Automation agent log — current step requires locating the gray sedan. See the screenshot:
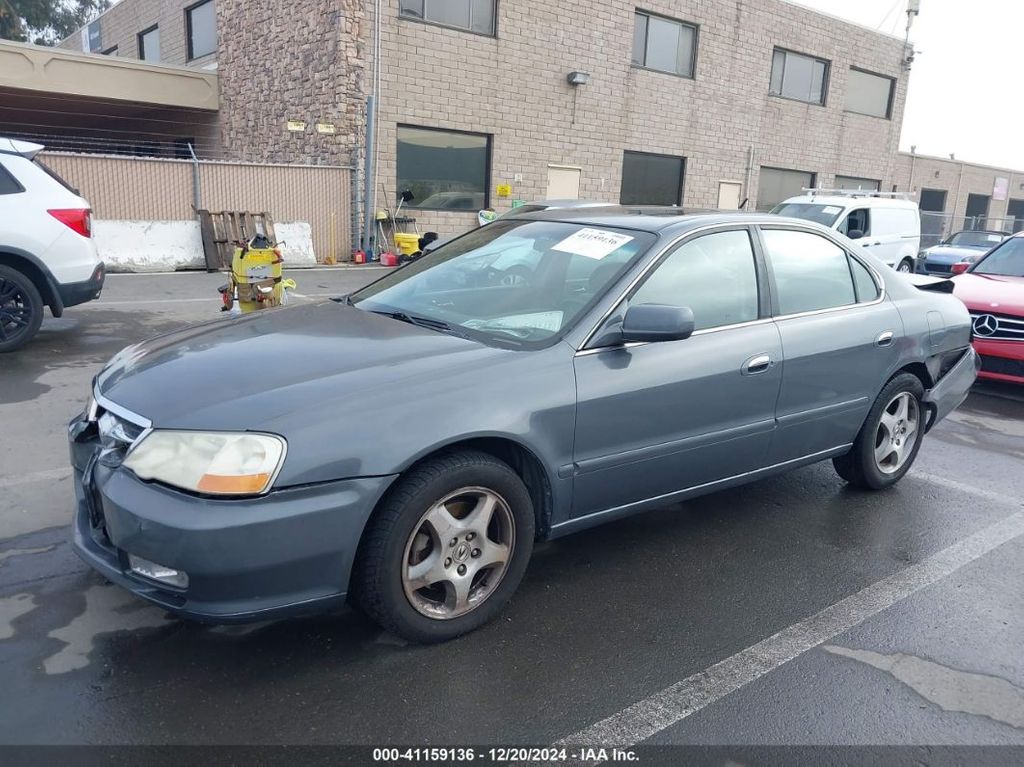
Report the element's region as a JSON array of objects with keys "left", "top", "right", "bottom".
[{"left": 69, "top": 209, "right": 978, "bottom": 642}]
